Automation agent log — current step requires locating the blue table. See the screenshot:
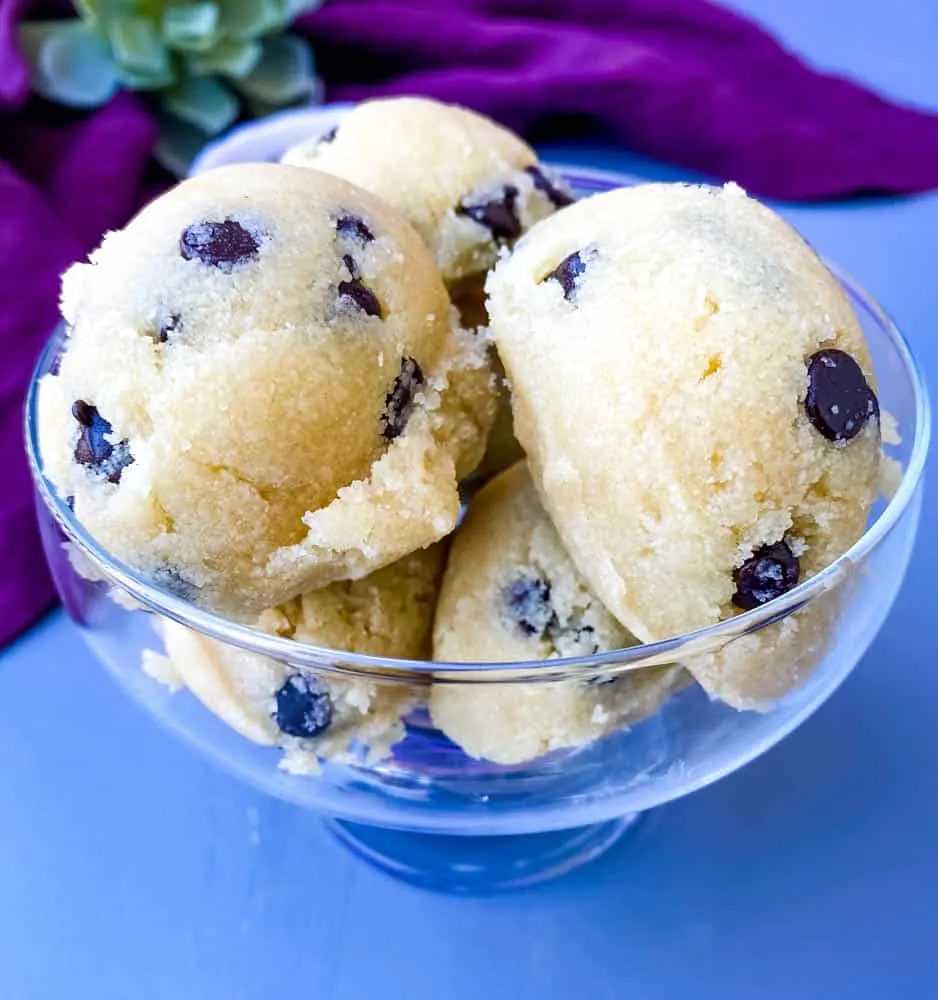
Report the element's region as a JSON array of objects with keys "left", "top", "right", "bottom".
[{"left": 3, "top": 3, "right": 937, "bottom": 997}]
